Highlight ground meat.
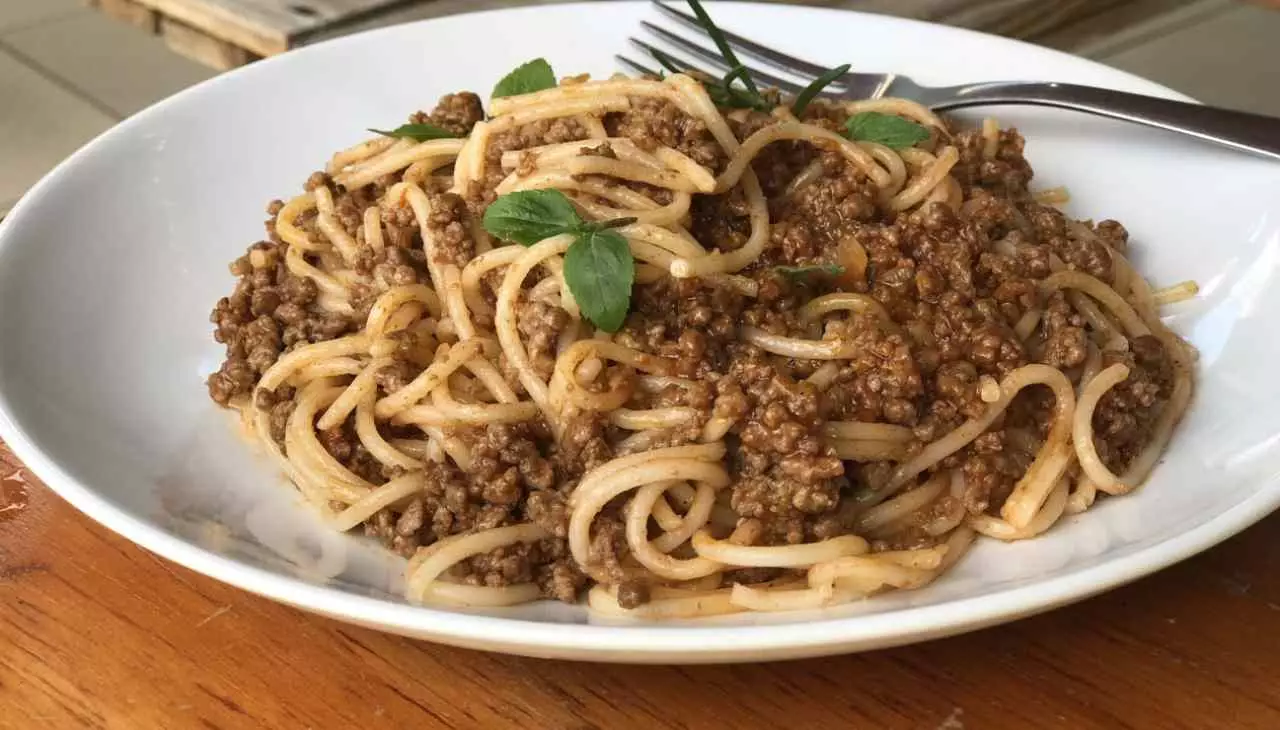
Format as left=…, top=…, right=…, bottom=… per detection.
left=951, top=127, right=1034, bottom=195
left=374, top=360, right=419, bottom=394
left=1093, top=219, right=1129, bottom=253
left=264, top=388, right=296, bottom=444
left=473, top=117, right=589, bottom=212
left=449, top=536, right=584, bottom=603
left=819, top=320, right=923, bottom=425
left=606, top=96, right=726, bottom=172
left=765, top=152, right=879, bottom=265
left=207, top=229, right=343, bottom=404
left=365, top=244, right=429, bottom=290
left=957, top=436, right=1023, bottom=515
left=1092, top=336, right=1170, bottom=472
left=722, top=567, right=785, bottom=585
left=1040, top=291, right=1088, bottom=368
left=614, top=580, right=649, bottom=609
left=586, top=517, right=629, bottom=584
left=580, top=141, right=617, bottom=159
left=688, top=185, right=753, bottom=254
left=380, top=203, right=420, bottom=250
left=318, top=421, right=388, bottom=484
left=555, top=411, right=613, bottom=480
left=368, top=445, right=537, bottom=553
left=472, top=423, right=556, bottom=496
left=617, top=276, right=744, bottom=376
left=411, top=92, right=485, bottom=137
left=720, top=347, right=846, bottom=544
left=1026, top=203, right=1113, bottom=281
left=425, top=192, right=473, bottom=266
left=366, top=438, right=572, bottom=592
left=728, top=111, right=815, bottom=198
left=517, top=298, right=570, bottom=379
left=526, top=489, right=570, bottom=538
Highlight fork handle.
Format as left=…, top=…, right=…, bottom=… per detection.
left=930, top=81, right=1280, bottom=162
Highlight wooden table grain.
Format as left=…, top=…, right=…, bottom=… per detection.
left=1, top=440, right=1278, bottom=730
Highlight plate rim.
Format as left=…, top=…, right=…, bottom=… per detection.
left=1, top=1, right=1274, bottom=662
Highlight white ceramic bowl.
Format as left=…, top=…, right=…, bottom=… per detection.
left=1, top=2, right=1278, bottom=663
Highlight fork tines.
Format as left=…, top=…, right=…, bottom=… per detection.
left=618, top=0, right=850, bottom=96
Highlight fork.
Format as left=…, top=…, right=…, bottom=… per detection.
left=618, top=1, right=1280, bottom=162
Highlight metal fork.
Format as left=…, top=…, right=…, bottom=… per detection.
left=618, top=1, right=1280, bottom=162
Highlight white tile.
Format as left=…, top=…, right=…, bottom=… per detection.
left=0, top=0, right=81, bottom=33
left=0, top=48, right=116, bottom=204
left=3, top=10, right=215, bottom=117
left=1100, top=4, right=1280, bottom=116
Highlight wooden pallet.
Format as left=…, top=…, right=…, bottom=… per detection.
left=86, top=0, right=1198, bottom=71
left=86, top=0, right=411, bottom=69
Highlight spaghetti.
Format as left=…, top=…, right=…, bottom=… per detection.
left=207, top=59, right=1195, bottom=617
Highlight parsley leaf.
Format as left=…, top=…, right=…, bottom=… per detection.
left=564, top=228, right=635, bottom=333
left=844, top=112, right=930, bottom=149
left=492, top=58, right=557, bottom=99
left=368, top=123, right=456, bottom=142
left=481, top=189, right=581, bottom=246
left=775, top=264, right=846, bottom=279
left=791, top=64, right=850, bottom=117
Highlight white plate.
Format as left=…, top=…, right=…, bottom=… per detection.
left=1, top=2, right=1278, bottom=663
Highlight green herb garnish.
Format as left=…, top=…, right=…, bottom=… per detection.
left=492, top=58, right=557, bottom=99
left=776, top=264, right=846, bottom=279
left=684, top=1, right=770, bottom=110
left=564, top=227, right=635, bottom=333
left=481, top=189, right=581, bottom=246
left=702, top=71, right=772, bottom=111
left=368, top=123, right=456, bottom=142
left=649, top=46, right=686, bottom=78
left=482, top=190, right=636, bottom=332
left=844, top=112, right=930, bottom=149
left=791, top=64, right=851, bottom=117
left=687, top=0, right=757, bottom=97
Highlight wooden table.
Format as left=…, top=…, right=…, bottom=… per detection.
left=2, top=442, right=1278, bottom=729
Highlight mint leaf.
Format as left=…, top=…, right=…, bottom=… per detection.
left=492, top=58, right=557, bottom=99
left=776, top=264, right=846, bottom=279
left=844, top=112, right=930, bottom=149
left=482, top=189, right=582, bottom=246
left=368, top=123, right=456, bottom=142
left=791, top=64, right=850, bottom=117
left=564, top=228, right=635, bottom=333
left=481, top=190, right=636, bottom=330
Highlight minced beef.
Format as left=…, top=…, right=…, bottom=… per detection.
left=605, top=96, right=726, bottom=173
left=517, top=297, right=570, bottom=379
left=765, top=152, right=879, bottom=266
left=1092, top=336, right=1171, bottom=472
left=617, top=276, right=745, bottom=377
left=411, top=92, right=485, bottom=137
left=713, top=346, right=846, bottom=544
left=426, top=192, right=474, bottom=267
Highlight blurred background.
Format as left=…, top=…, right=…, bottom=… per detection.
left=2, top=0, right=1279, bottom=219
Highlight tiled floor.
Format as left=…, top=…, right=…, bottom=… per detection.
left=1, top=0, right=1278, bottom=218
left=0, top=1, right=212, bottom=216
